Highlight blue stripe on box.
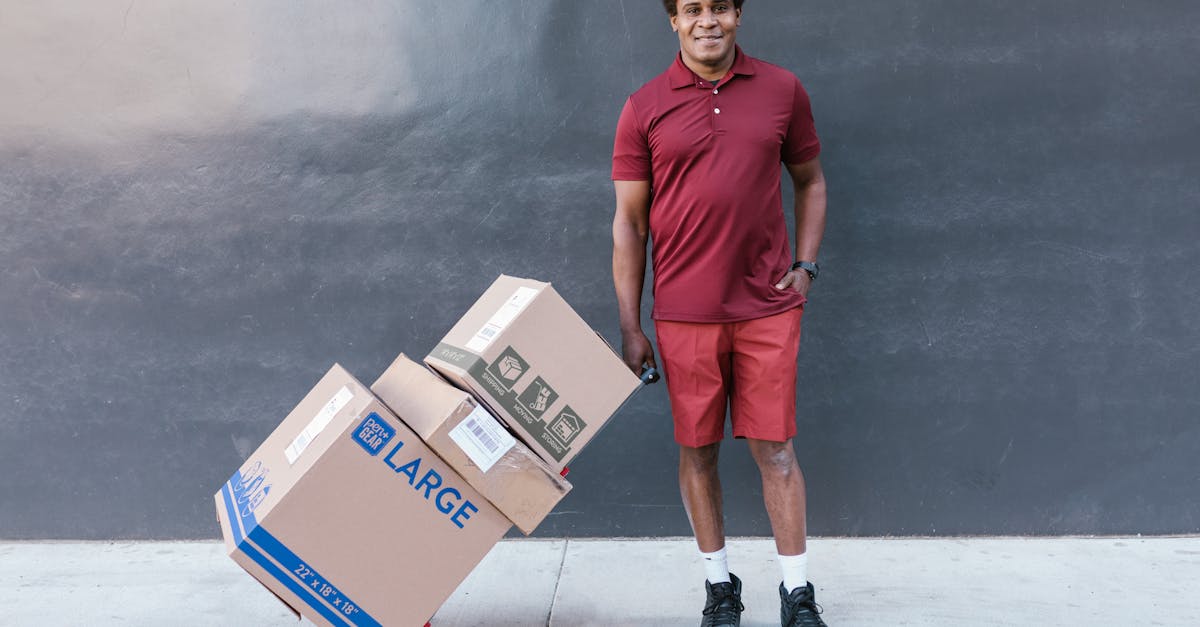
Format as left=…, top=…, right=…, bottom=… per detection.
left=221, top=481, right=357, bottom=626
left=249, top=524, right=381, bottom=627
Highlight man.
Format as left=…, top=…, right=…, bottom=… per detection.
left=611, top=1, right=828, bottom=625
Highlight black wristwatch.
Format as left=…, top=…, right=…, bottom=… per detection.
left=791, top=260, right=819, bottom=281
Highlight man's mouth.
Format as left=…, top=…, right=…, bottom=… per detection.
left=695, top=34, right=723, bottom=43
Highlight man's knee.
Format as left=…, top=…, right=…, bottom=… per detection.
left=679, top=442, right=720, bottom=473
left=749, top=439, right=799, bottom=479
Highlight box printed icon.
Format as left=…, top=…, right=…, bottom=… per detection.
left=486, top=347, right=530, bottom=390
left=498, top=357, right=523, bottom=379
left=547, top=406, right=585, bottom=447
left=232, top=461, right=273, bottom=516
left=517, top=376, right=559, bottom=418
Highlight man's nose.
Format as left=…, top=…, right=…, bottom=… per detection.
left=698, top=9, right=719, bottom=26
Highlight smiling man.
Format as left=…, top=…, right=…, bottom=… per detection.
left=611, top=1, right=828, bottom=626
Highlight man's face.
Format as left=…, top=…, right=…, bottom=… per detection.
left=671, top=0, right=740, bottom=70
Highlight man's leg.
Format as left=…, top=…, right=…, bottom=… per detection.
left=730, top=309, right=827, bottom=624
left=656, top=319, right=743, bottom=624
left=746, top=438, right=806, bottom=556
left=656, top=319, right=732, bottom=556
left=749, top=438, right=826, bottom=626
left=680, top=442, right=725, bottom=553
left=730, top=308, right=807, bottom=556
left=681, top=441, right=745, bottom=626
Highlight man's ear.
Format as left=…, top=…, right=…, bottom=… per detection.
left=670, top=15, right=678, bottom=32
left=736, top=8, right=742, bottom=25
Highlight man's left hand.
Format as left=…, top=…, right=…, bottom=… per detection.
left=774, top=270, right=812, bottom=297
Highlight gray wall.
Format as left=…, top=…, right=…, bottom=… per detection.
left=2, top=1, right=1197, bottom=540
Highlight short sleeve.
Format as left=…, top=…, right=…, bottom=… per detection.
left=781, top=77, right=821, bottom=164
left=612, top=97, right=652, bottom=181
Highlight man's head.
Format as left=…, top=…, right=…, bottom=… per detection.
left=661, top=0, right=744, bottom=17
left=665, top=0, right=743, bottom=76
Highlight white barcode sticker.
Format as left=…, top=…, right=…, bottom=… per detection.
left=448, top=405, right=516, bottom=473
left=285, top=386, right=353, bottom=465
left=465, top=286, right=539, bottom=352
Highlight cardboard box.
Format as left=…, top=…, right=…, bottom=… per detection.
left=371, top=353, right=572, bottom=535
left=425, top=275, right=641, bottom=471
left=215, top=364, right=510, bottom=627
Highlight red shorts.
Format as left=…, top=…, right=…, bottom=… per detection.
left=655, top=307, right=804, bottom=447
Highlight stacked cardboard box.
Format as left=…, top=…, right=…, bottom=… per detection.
left=215, top=276, right=641, bottom=626
left=371, top=353, right=571, bottom=535
left=215, top=364, right=511, bottom=627
left=425, top=276, right=642, bottom=472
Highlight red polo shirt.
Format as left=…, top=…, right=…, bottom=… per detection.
left=613, top=47, right=821, bottom=322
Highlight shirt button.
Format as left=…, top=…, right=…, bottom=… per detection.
left=714, top=108, right=721, bottom=114
left=713, top=89, right=719, bottom=94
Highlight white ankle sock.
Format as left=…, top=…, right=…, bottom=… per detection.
left=778, top=552, right=808, bottom=592
left=700, top=546, right=731, bottom=584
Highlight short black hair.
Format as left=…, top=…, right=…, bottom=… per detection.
left=662, top=0, right=745, bottom=17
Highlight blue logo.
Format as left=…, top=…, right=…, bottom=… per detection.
left=352, top=412, right=395, bottom=456
left=230, top=461, right=272, bottom=518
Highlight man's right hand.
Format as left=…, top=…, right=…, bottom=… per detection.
left=621, top=329, right=658, bottom=377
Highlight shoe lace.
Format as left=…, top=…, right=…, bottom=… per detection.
left=703, top=587, right=744, bottom=625
left=791, top=604, right=824, bottom=627
left=784, top=590, right=825, bottom=627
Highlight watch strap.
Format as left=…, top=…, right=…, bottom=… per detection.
left=790, top=260, right=819, bottom=280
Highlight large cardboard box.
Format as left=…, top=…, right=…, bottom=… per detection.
left=215, top=364, right=511, bottom=627
left=425, top=275, right=642, bottom=471
left=371, top=353, right=572, bottom=535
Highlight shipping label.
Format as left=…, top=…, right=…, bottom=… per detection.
left=285, top=386, right=354, bottom=465
left=464, top=286, right=539, bottom=352
left=448, top=404, right=516, bottom=473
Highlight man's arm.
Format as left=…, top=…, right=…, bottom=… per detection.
left=775, top=157, right=827, bottom=297
left=612, top=179, right=657, bottom=375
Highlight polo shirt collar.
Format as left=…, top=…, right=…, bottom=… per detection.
left=668, top=45, right=756, bottom=89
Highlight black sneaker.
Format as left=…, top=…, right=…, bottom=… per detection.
left=700, top=573, right=744, bottom=626
left=780, top=581, right=826, bottom=627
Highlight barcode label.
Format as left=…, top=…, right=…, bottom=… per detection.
left=465, top=286, right=539, bottom=352
left=448, top=405, right=515, bottom=473
left=468, top=418, right=499, bottom=452
left=467, top=324, right=501, bottom=350
left=285, top=386, right=353, bottom=464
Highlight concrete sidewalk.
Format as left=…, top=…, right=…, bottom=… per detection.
left=2, top=537, right=1197, bottom=626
